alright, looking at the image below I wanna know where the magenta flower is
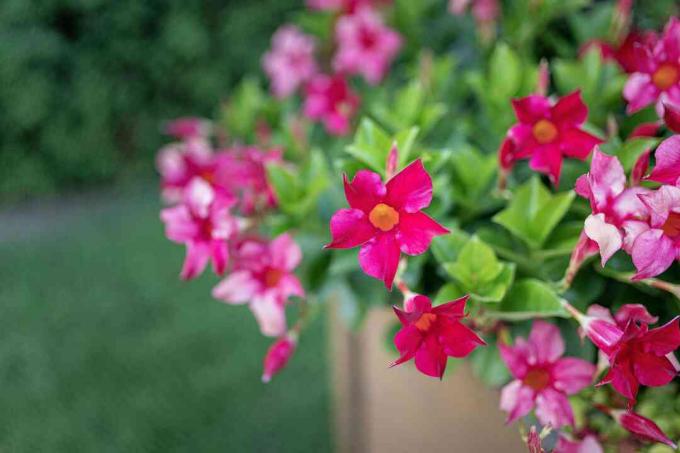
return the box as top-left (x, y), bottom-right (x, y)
top-left (598, 316), bottom-right (680, 402)
top-left (212, 234), bottom-right (304, 337)
top-left (612, 409), bottom-right (678, 449)
top-left (333, 7), bottom-right (402, 85)
top-left (262, 334), bottom-right (297, 383)
top-left (303, 74), bottom-right (360, 136)
top-left (391, 295), bottom-right (485, 379)
top-left (623, 17), bottom-right (680, 117)
top-left (575, 149), bottom-right (651, 266)
top-left (307, 0), bottom-right (390, 13)
top-left (648, 135), bottom-right (680, 186)
top-left (164, 117), bottom-right (211, 140)
top-left (262, 25), bottom-right (318, 99)
top-left (325, 159), bottom-right (449, 288)
top-left (160, 179), bottom-right (237, 280)
top-left (631, 184), bottom-right (680, 280)
top-left (555, 435), bottom-right (603, 453)
top-left (501, 91), bottom-right (603, 185)
top-left (499, 321), bottom-right (595, 428)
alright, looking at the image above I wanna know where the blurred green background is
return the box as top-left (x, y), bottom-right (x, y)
top-left (0, 1), bottom-right (332, 451)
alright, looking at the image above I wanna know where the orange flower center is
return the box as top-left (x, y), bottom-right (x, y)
top-left (369, 203), bottom-right (400, 232)
top-left (264, 268), bottom-right (284, 288)
top-left (532, 119), bottom-right (558, 144)
top-left (414, 313), bottom-right (437, 332)
top-left (200, 170), bottom-right (215, 184)
top-left (662, 212), bottom-right (680, 238)
top-left (523, 368), bottom-right (550, 391)
top-left (652, 64), bottom-right (679, 90)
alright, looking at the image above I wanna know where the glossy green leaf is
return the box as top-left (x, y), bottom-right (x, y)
top-left (487, 279), bottom-right (568, 320)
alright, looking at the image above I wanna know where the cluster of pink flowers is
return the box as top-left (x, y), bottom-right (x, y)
top-left (262, 1), bottom-right (402, 135)
top-left (448, 0), bottom-right (500, 41)
top-left (157, 117), bottom-right (303, 382)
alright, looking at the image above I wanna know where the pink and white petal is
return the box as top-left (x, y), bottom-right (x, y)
top-left (358, 233), bottom-right (401, 289)
top-left (499, 341), bottom-right (530, 379)
top-left (612, 187), bottom-right (650, 220)
top-left (641, 317), bottom-right (680, 356)
top-left (614, 304), bottom-right (658, 327)
top-left (528, 320), bottom-right (565, 364)
top-left (184, 178), bottom-right (215, 218)
top-left (212, 270), bottom-right (259, 304)
top-left (414, 334), bottom-right (447, 378)
top-left (623, 73), bottom-right (659, 113)
top-left (210, 240), bottom-right (229, 276)
top-left (584, 213), bottom-right (623, 266)
top-left (535, 388), bottom-right (574, 428)
top-left (278, 273), bottom-right (306, 299)
top-left (343, 170), bottom-right (386, 213)
top-left (500, 380), bottom-right (535, 424)
top-left (631, 229), bottom-right (677, 280)
top-left (552, 357), bottom-right (596, 394)
top-left (250, 296), bottom-right (287, 337)
top-left (632, 353), bottom-right (677, 387)
top-left (560, 127), bottom-right (602, 159)
top-left (648, 135), bottom-right (680, 184)
top-left (551, 90), bottom-right (588, 125)
top-left (395, 211), bottom-right (449, 255)
top-left (269, 233), bottom-right (302, 270)
top-left (160, 205), bottom-right (198, 243)
top-left (385, 159), bottom-right (433, 213)
top-left (511, 95), bottom-right (551, 124)
top-left (326, 208), bottom-right (375, 249)
top-left (180, 241), bottom-right (211, 280)
top-left (639, 185), bottom-right (680, 228)
top-left (587, 148), bottom-right (626, 207)
top-left (529, 144), bottom-right (563, 186)
top-left (621, 220), bottom-right (650, 254)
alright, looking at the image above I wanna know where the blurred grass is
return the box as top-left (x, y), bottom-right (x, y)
top-left (0, 186), bottom-right (330, 452)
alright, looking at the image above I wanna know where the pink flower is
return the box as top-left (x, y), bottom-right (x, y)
top-left (164, 117), bottom-right (211, 140)
top-left (612, 409), bottom-right (678, 449)
top-left (648, 135), bottom-right (680, 186)
top-left (555, 434), bottom-right (603, 453)
top-left (449, 0), bottom-right (499, 23)
top-left (262, 25), bottom-right (318, 99)
top-left (325, 159), bottom-right (449, 288)
top-left (623, 18), bottom-right (680, 116)
top-left (212, 234), bottom-right (304, 337)
top-left (390, 295), bottom-right (485, 379)
top-left (307, 0), bottom-right (390, 13)
top-left (333, 7), bottom-right (402, 85)
top-left (262, 334), bottom-right (297, 383)
top-left (160, 179), bottom-right (237, 280)
top-left (303, 74), bottom-right (360, 136)
top-left (598, 316), bottom-right (680, 402)
top-left (501, 90), bottom-right (603, 185)
top-left (574, 149), bottom-right (651, 266)
top-left (631, 184), bottom-right (680, 279)
top-left (499, 321), bottom-right (595, 428)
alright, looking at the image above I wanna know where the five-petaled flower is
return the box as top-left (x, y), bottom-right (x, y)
top-left (262, 25), bottom-right (318, 99)
top-left (499, 321), bottom-right (596, 428)
top-left (391, 295), bottom-right (485, 379)
top-left (325, 158), bottom-right (449, 288)
top-left (212, 234), bottom-right (304, 337)
top-left (499, 90), bottom-right (603, 186)
top-left (303, 74), bottom-right (360, 136)
top-left (160, 178), bottom-right (237, 280)
top-left (333, 6), bottom-right (402, 85)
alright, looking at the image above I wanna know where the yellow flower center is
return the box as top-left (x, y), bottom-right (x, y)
top-left (532, 119), bottom-right (558, 144)
top-left (662, 212), bottom-right (680, 238)
top-left (369, 203), bottom-right (400, 232)
top-left (414, 313), bottom-right (437, 332)
top-left (523, 368), bottom-right (550, 391)
top-left (652, 64), bottom-right (679, 90)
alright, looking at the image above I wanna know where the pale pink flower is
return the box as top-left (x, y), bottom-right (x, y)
top-left (555, 434), bottom-right (603, 453)
top-left (262, 25), bottom-right (318, 99)
top-left (164, 117), bottom-right (211, 140)
top-left (333, 7), bottom-right (402, 85)
top-left (160, 179), bottom-right (237, 280)
top-left (303, 74), bottom-right (360, 136)
top-left (499, 321), bottom-right (595, 428)
top-left (212, 234), bottom-right (304, 337)
top-left (156, 138), bottom-right (220, 204)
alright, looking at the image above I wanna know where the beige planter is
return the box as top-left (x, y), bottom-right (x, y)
top-left (330, 306), bottom-right (526, 453)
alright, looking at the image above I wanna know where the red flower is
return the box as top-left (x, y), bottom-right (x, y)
top-left (612, 409), bottom-right (678, 449)
top-left (390, 295), bottom-right (485, 379)
top-left (500, 91), bottom-right (603, 186)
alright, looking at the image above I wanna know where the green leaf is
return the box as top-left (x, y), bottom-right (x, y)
top-left (449, 145), bottom-right (498, 209)
top-left (493, 177), bottom-right (576, 249)
top-left (433, 283), bottom-right (464, 306)
top-left (431, 226), bottom-right (469, 264)
top-left (266, 163), bottom-right (300, 212)
top-left (487, 279), bottom-right (568, 320)
top-left (469, 341), bottom-right (511, 387)
top-left (489, 43), bottom-right (521, 98)
top-left (599, 137), bottom-right (659, 172)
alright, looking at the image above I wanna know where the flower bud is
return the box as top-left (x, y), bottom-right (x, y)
top-left (262, 334), bottom-right (297, 383)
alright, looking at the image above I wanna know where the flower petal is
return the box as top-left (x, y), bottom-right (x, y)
top-left (180, 241), bottom-right (210, 280)
top-left (431, 295), bottom-right (468, 318)
top-left (614, 304), bottom-right (658, 327)
top-left (511, 95), bottom-right (551, 124)
top-left (269, 233), bottom-right (302, 270)
top-left (414, 334), bottom-right (447, 378)
top-left (638, 184), bottom-right (680, 228)
top-left (499, 340), bottom-right (530, 379)
top-left (250, 295), bottom-right (287, 337)
top-left (617, 410), bottom-right (678, 449)
top-left (385, 159), bottom-right (433, 212)
top-left (551, 90), bottom-right (588, 125)
top-left (631, 229), bottom-right (677, 280)
top-left (584, 213), bottom-right (623, 266)
top-left (391, 324), bottom-right (423, 366)
top-left (438, 319), bottom-right (485, 358)
top-left (395, 211), bottom-right (449, 255)
top-left (210, 240), bottom-right (229, 275)
top-left (552, 357), bottom-right (596, 395)
top-left (586, 148), bottom-right (626, 209)
top-left (534, 388), bottom-right (574, 428)
top-left (632, 352), bottom-right (677, 387)
top-left (529, 144), bottom-right (563, 186)
top-left (326, 208), bottom-right (375, 249)
top-left (358, 233), bottom-right (401, 289)
top-left (641, 317), bottom-right (680, 356)
top-left (648, 135), bottom-right (680, 185)
top-left (343, 170), bottom-right (386, 213)
top-left (560, 127), bottom-right (602, 159)
top-left (161, 205), bottom-right (198, 243)
top-left (212, 270), bottom-right (259, 304)
top-left (529, 320), bottom-right (565, 364)
top-left (500, 380), bottom-right (535, 424)
top-left (623, 73), bottom-right (659, 114)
